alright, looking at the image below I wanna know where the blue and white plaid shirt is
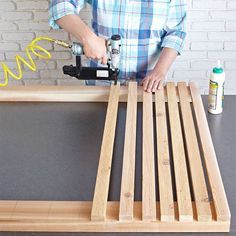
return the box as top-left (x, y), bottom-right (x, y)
top-left (49, 0), bottom-right (187, 84)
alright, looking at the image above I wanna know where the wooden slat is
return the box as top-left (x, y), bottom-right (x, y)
top-left (189, 82), bottom-right (231, 222)
top-left (166, 82), bottom-right (193, 222)
top-left (91, 84), bottom-right (120, 221)
top-left (119, 82), bottom-right (137, 221)
top-left (142, 91), bottom-right (156, 221)
top-left (0, 201), bottom-right (230, 232)
top-left (178, 82), bottom-right (212, 222)
top-left (0, 85), bottom-right (191, 103)
top-left (0, 86), bottom-right (112, 102)
top-left (155, 89), bottom-right (175, 222)
top-left (0, 86), bottom-right (139, 103)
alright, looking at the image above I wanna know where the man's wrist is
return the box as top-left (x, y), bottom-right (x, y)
top-left (80, 29), bottom-right (94, 44)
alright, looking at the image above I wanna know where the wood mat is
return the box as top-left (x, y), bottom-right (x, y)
top-left (0, 82), bottom-right (230, 232)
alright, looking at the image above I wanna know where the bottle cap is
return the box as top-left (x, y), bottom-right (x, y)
top-left (213, 60), bottom-right (224, 74)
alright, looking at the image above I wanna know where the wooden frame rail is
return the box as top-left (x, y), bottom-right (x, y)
top-left (0, 82), bottom-right (230, 232)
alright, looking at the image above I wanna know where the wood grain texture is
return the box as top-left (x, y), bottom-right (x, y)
top-left (155, 89), bottom-right (175, 222)
top-left (0, 201), bottom-right (230, 232)
top-left (91, 84), bottom-right (120, 221)
top-left (189, 82), bottom-right (231, 222)
top-left (178, 82), bottom-right (212, 222)
top-left (119, 82), bottom-right (137, 221)
top-left (142, 91), bottom-right (156, 221)
top-left (0, 86), bottom-right (140, 102)
top-left (166, 82), bottom-right (193, 222)
top-left (0, 85), bottom-right (191, 102)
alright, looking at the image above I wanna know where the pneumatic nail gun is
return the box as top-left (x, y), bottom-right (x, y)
top-left (55, 34), bottom-right (121, 85)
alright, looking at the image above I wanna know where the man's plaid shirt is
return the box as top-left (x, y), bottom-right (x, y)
top-left (49, 0), bottom-right (187, 84)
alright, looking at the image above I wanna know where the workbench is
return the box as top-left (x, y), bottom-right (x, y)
top-left (0, 91), bottom-right (235, 235)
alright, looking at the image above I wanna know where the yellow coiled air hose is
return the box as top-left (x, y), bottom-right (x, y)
top-left (0, 36), bottom-right (71, 87)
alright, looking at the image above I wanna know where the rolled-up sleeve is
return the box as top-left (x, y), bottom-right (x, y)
top-left (161, 0), bottom-right (187, 55)
top-left (49, 0), bottom-right (85, 29)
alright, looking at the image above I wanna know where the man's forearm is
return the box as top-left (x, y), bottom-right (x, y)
top-left (153, 47), bottom-right (178, 76)
top-left (56, 14), bottom-right (94, 44)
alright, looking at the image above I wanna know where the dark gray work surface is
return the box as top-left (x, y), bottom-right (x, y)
top-left (0, 96), bottom-right (235, 236)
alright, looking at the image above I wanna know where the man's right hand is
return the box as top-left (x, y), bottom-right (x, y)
top-left (56, 15), bottom-right (107, 65)
top-left (83, 34), bottom-right (108, 65)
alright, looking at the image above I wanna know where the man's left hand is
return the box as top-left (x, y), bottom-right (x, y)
top-left (141, 70), bottom-right (165, 93)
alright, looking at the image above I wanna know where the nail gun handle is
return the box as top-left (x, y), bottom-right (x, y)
top-left (71, 34), bottom-right (121, 58)
top-left (71, 42), bottom-right (84, 56)
top-left (71, 40), bottom-right (108, 57)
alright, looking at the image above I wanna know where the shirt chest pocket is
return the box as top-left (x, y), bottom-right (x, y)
top-left (130, 0), bottom-right (170, 30)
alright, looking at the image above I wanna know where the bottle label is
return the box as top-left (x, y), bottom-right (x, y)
top-left (208, 80), bottom-right (224, 111)
top-left (208, 80), bottom-right (218, 110)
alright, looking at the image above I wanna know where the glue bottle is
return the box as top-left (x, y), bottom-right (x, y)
top-left (208, 60), bottom-right (225, 114)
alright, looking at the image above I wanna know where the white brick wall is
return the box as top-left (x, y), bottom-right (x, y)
top-left (0, 0), bottom-right (236, 94)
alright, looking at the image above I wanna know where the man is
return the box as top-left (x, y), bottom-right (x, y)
top-left (49, 0), bottom-right (187, 92)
